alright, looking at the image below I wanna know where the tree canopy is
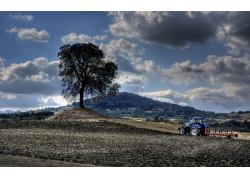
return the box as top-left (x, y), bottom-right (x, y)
top-left (57, 42), bottom-right (120, 108)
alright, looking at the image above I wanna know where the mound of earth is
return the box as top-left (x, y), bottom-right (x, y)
top-left (46, 108), bottom-right (112, 121)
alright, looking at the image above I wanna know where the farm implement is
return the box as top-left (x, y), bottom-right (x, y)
top-left (178, 117), bottom-right (238, 138)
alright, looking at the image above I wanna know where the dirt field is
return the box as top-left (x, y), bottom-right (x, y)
top-left (1, 117), bottom-right (250, 167)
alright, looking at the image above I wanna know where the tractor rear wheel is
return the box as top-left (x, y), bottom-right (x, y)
top-left (179, 127), bottom-right (185, 135)
top-left (190, 127), bottom-right (200, 136)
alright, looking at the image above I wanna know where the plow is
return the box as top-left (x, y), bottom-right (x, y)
top-left (178, 117), bottom-right (238, 139)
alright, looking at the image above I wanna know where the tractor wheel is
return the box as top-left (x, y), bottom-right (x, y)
top-left (190, 127), bottom-right (200, 136)
top-left (179, 127), bottom-right (185, 135)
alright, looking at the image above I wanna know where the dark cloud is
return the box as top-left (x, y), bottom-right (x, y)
top-left (109, 12), bottom-right (218, 48)
top-left (108, 11), bottom-right (250, 50)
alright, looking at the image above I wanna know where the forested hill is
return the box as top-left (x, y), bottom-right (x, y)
top-left (73, 92), bottom-right (222, 119)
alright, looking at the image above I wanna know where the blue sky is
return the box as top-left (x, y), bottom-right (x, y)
top-left (0, 2), bottom-right (250, 113)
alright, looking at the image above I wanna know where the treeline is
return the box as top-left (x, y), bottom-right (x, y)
top-left (231, 110), bottom-right (250, 114)
top-left (0, 111), bottom-right (54, 122)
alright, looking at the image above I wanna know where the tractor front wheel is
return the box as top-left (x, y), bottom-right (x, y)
top-left (179, 127), bottom-right (185, 135)
top-left (190, 127), bottom-right (200, 136)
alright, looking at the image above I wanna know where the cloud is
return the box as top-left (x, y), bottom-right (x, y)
top-left (8, 14), bottom-right (33, 21)
top-left (0, 92), bottom-right (66, 111)
top-left (162, 60), bottom-right (205, 85)
top-left (61, 33), bottom-right (109, 44)
top-left (162, 54), bottom-right (250, 87)
top-left (25, 71), bottom-right (50, 82)
top-left (0, 57), bottom-right (6, 68)
top-left (0, 57), bottom-right (61, 95)
top-left (100, 38), bottom-right (161, 75)
top-left (7, 27), bottom-right (50, 43)
top-left (0, 92), bottom-right (41, 110)
top-left (139, 89), bottom-right (186, 105)
top-left (115, 73), bottom-right (148, 93)
top-left (41, 95), bottom-right (66, 107)
top-left (0, 57), bottom-right (68, 110)
top-left (108, 11), bottom-right (250, 53)
top-left (108, 11), bottom-right (217, 48)
top-left (146, 53), bottom-right (250, 112)
top-left (140, 87), bottom-right (250, 113)
top-left (61, 33), bottom-right (95, 44)
top-left (184, 87), bottom-right (249, 112)
top-left (100, 38), bottom-right (144, 56)
top-left (93, 35), bottom-right (108, 41)
top-left (60, 34), bottom-right (159, 75)
top-left (215, 12), bottom-right (250, 54)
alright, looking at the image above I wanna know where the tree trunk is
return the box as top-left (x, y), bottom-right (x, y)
top-left (79, 88), bottom-right (84, 108)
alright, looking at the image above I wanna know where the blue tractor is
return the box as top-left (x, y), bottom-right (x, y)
top-left (178, 117), bottom-right (210, 136)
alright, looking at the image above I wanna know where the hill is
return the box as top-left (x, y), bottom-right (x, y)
top-left (73, 92), bottom-right (220, 120)
top-left (46, 107), bottom-right (112, 121)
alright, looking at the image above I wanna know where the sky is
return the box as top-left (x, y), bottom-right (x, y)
top-left (0, 1), bottom-right (250, 113)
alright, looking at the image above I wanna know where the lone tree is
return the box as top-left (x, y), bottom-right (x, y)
top-left (58, 42), bottom-right (120, 108)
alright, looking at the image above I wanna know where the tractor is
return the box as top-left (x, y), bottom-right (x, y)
top-left (178, 117), bottom-right (209, 136)
top-left (178, 117), bottom-right (238, 138)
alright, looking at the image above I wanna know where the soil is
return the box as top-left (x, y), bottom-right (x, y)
top-left (1, 117), bottom-right (250, 167)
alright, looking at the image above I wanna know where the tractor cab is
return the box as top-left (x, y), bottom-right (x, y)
top-left (190, 117), bottom-right (204, 125)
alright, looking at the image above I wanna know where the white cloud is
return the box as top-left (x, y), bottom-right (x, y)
top-left (1, 93), bottom-right (16, 100)
top-left (41, 95), bottom-right (67, 107)
top-left (140, 86), bottom-right (249, 113)
top-left (116, 73), bottom-right (148, 85)
top-left (8, 14), bottom-right (33, 21)
top-left (0, 57), bottom-right (67, 110)
top-left (115, 72), bottom-right (148, 93)
top-left (0, 57), bottom-right (6, 68)
top-left (0, 57), bottom-right (61, 95)
top-left (25, 71), bottom-right (50, 82)
top-left (160, 54), bottom-right (250, 111)
top-left (100, 38), bottom-right (144, 56)
top-left (162, 60), bottom-right (205, 85)
top-left (99, 38), bottom-right (162, 75)
top-left (33, 57), bottom-right (49, 67)
top-left (162, 54), bottom-right (250, 87)
top-left (61, 33), bottom-right (95, 44)
top-left (7, 27), bottom-right (50, 43)
top-left (93, 35), bottom-right (108, 41)
top-left (60, 35), bottom-right (159, 75)
top-left (0, 92), bottom-right (66, 111)
top-left (6, 27), bottom-right (19, 33)
top-left (186, 11), bottom-right (195, 18)
top-left (139, 90), bottom-right (185, 104)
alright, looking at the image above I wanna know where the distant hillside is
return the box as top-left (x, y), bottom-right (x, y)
top-left (73, 92), bottom-right (220, 120)
top-left (0, 110), bottom-right (15, 114)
